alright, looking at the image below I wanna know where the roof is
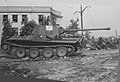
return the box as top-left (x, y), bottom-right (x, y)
top-left (0, 6), bottom-right (63, 18)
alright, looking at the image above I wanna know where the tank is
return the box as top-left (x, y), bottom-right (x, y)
top-left (1, 25), bottom-right (111, 60)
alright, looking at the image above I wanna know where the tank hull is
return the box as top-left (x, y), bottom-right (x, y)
top-left (1, 39), bottom-right (80, 59)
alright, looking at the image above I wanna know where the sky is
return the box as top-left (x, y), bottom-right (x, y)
top-left (0, 0), bottom-right (120, 37)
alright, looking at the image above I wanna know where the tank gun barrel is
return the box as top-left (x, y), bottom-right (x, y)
top-left (63, 27), bottom-right (111, 32)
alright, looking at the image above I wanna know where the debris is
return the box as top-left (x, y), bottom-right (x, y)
top-left (0, 49), bottom-right (118, 82)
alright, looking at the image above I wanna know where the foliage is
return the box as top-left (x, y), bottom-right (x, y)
top-left (80, 31), bottom-right (92, 48)
top-left (66, 19), bottom-right (79, 34)
top-left (84, 31), bottom-right (92, 40)
top-left (79, 31), bottom-right (119, 50)
top-left (88, 36), bottom-right (119, 50)
top-left (68, 18), bottom-right (79, 29)
top-left (105, 37), bottom-right (119, 49)
top-left (1, 20), bottom-right (15, 42)
top-left (20, 20), bottom-right (38, 36)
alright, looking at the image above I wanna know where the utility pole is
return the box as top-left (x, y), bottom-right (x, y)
top-left (74, 4), bottom-right (91, 35)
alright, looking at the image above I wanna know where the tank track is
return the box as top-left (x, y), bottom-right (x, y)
top-left (1, 42), bottom-right (78, 61)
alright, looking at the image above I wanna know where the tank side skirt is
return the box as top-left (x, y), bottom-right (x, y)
top-left (3, 42), bottom-right (76, 49)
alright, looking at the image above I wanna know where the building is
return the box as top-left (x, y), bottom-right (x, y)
top-left (0, 6), bottom-right (63, 35)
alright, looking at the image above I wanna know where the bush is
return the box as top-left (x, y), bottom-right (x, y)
top-left (1, 20), bottom-right (15, 42)
top-left (20, 20), bottom-right (38, 36)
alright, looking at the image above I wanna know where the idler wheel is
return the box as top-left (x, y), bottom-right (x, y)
top-left (43, 48), bottom-right (53, 58)
top-left (16, 48), bottom-right (26, 58)
top-left (56, 47), bottom-right (67, 57)
top-left (29, 48), bottom-right (39, 58)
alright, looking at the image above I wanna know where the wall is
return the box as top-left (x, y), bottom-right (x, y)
top-left (0, 13), bottom-right (51, 34)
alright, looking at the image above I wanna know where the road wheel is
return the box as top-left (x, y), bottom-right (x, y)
top-left (67, 47), bottom-right (73, 52)
top-left (16, 48), bottom-right (26, 58)
top-left (29, 48), bottom-right (39, 58)
top-left (67, 47), bottom-right (74, 56)
top-left (10, 47), bottom-right (18, 58)
top-left (56, 47), bottom-right (67, 57)
top-left (43, 48), bottom-right (53, 58)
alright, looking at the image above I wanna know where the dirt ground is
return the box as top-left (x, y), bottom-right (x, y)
top-left (0, 49), bottom-right (119, 82)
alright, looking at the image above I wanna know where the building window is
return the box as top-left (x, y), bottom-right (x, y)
top-left (22, 15), bottom-right (27, 22)
top-left (21, 15), bottom-right (27, 24)
top-left (3, 15), bottom-right (8, 23)
top-left (38, 15), bottom-right (44, 24)
top-left (12, 15), bottom-right (18, 22)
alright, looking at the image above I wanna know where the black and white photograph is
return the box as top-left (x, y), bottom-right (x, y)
top-left (0, 0), bottom-right (120, 82)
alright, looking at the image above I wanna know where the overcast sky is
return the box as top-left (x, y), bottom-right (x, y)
top-left (0, 0), bottom-right (120, 37)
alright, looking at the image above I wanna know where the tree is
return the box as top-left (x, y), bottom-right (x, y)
top-left (69, 18), bottom-right (79, 29)
top-left (20, 20), bottom-right (38, 36)
top-left (97, 37), bottom-right (106, 49)
top-left (66, 19), bottom-right (79, 35)
top-left (2, 20), bottom-right (15, 42)
top-left (84, 31), bottom-right (92, 41)
top-left (81, 31), bottom-right (92, 48)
